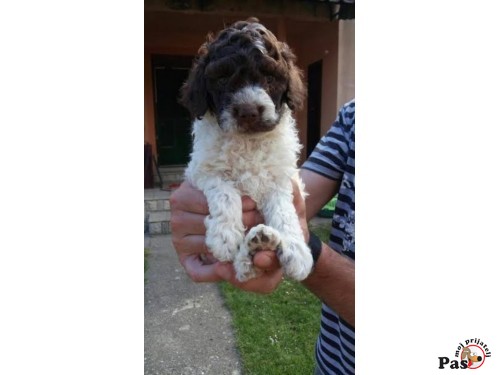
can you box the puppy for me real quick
[180,18,313,281]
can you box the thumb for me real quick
[253,251,280,270]
[215,262,236,281]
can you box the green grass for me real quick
[220,280,321,375]
[309,222,331,243]
[318,196,337,218]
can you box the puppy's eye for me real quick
[217,77,229,87]
[266,76,275,84]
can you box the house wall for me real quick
[337,20,355,112]
[288,21,339,153]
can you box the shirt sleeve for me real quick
[302,100,354,181]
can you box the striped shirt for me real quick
[302,99,355,375]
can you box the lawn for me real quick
[219,222,331,375]
[220,280,321,375]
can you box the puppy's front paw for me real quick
[233,225,282,282]
[246,224,282,253]
[205,219,243,262]
[279,241,313,281]
[233,256,260,282]
[207,237,240,262]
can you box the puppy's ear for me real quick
[287,63,306,111]
[180,44,210,119]
[281,43,306,111]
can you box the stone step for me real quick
[155,166,186,188]
[148,210,171,223]
[144,188,173,236]
[144,198,170,212]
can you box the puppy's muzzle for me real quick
[233,103,274,133]
[234,103,263,123]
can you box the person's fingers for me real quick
[170,182,210,257]
[242,209,264,229]
[180,254,282,290]
[180,254,223,283]
[171,234,209,256]
[201,253,218,264]
[241,196,264,229]
[215,262,283,294]
[253,251,281,270]
[241,195,257,211]
[170,181,209,215]
[170,210,207,236]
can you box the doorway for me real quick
[307,60,322,156]
[152,55,193,166]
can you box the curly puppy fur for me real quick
[181,18,313,281]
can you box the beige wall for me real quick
[289,20,355,159]
[288,21,338,160]
[336,20,355,112]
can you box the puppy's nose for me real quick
[477,356,482,361]
[235,104,262,123]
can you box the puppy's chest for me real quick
[204,138,294,194]
[218,141,281,178]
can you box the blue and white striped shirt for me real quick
[302,99,355,375]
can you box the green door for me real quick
[152,55,193,166]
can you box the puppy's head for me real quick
[180,18,305,134]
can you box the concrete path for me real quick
[144,235,242,375]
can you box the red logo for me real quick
[460,345,486,369]
[438,338,492,370]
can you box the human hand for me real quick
[170,181,283,293]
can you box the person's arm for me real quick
[302,242,355,326]
[298,169,355,327]
[300,168,339,220]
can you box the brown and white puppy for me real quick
[181,18,313,281]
